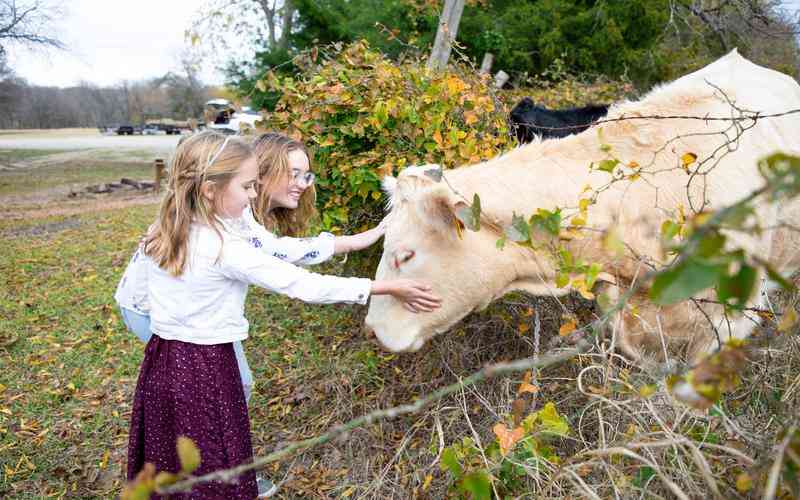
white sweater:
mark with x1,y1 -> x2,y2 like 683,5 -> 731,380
115,207 -> 338,314
147,220 -> 371,345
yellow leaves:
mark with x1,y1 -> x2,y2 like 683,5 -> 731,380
559,317 -> 577,336
463,110 -> 479,126
571,279 -> 595,300
422,473 -> 433,491
493,423 -> 525,456
517,370 -> 539,395
578,198 -> 592,217
638,384 -> 657,398
432,129 -> 444,147
778,307 -> 798,333
522,402 -> 571,437
681,152 -> 698,170
603,227 -> 625,258
735,472 -> 753,493
176,436 -> 201,474
445,75 -> 467,96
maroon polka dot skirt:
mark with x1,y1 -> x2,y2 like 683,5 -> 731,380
127,336 -> 257,499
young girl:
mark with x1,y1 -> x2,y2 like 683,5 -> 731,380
126,131 -> 439,498
115,133 -> 387,402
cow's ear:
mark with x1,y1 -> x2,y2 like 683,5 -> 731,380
422,190 -> 467,234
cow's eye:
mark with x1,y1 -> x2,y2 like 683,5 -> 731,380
393,249 -> 415,269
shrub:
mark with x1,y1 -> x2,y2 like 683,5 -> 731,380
261,40 -> 514,233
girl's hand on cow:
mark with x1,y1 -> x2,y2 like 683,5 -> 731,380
371,279 -> 442,313
334,215 -> 390,254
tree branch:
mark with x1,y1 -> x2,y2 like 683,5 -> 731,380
159,340 -> 593,494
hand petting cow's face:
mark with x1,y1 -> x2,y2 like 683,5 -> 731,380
365,166 -> 528,352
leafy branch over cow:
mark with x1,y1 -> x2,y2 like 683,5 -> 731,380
365,49 -> 800,363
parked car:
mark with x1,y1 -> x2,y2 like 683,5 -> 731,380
116,125 -> 135,135
142,124 -> 162,135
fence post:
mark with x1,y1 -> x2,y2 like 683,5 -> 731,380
480,52 -> 494,74
427,0 -> 466,71
154,158 -> 165,192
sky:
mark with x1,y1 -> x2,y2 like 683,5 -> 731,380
7,0 -> 235,87
6,0 -> 800,89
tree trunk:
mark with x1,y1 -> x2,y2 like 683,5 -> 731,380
256,0 -> 278,48
278,0 -> 295,51
427,0 -> 466,71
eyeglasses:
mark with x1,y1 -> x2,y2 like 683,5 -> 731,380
291,169 -> 315,186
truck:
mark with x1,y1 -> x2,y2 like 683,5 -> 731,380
204,99 -> 262,134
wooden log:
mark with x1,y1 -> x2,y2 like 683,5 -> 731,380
120,178 -> 143,189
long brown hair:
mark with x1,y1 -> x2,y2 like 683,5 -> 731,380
251,132 -> 317,237
145,131 -> 253,276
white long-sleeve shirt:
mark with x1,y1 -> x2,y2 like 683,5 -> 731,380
242,207 -> 336,265
147,220 -> 371,344
115,207 -> 338,314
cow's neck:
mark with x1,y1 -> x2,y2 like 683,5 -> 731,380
443,136 -> 607,224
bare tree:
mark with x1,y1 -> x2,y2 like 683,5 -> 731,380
254,0 -> 294,50
0,0 -> 65,57
188,0 -> 296,71
668,0 -> 800,52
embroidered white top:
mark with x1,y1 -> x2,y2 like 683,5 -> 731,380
147,221 -> 371,344
241,207 -> 336,265
115,207 -> 338,314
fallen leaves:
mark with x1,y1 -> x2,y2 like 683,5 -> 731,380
493,423 -> 526,456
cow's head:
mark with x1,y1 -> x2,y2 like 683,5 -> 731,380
364,165 -> 541,352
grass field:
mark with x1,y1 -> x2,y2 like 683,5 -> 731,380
2,148 -> 800,499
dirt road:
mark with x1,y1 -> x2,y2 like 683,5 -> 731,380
0,129 -> 181,153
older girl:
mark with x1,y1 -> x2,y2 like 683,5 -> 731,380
126,131 -> 439,498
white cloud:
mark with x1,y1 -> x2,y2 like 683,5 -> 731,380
6,0 -> 232,87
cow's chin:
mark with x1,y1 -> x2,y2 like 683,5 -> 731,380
374,329 -> 426,352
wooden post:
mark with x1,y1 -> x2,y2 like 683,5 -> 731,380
493,70 -> 509,89
427,0 -> 466,72
480,52 -> 494,74
154,158 -> 165,192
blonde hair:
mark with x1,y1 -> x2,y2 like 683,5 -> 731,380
145,131 -> 253,276
251,132 -> 317,237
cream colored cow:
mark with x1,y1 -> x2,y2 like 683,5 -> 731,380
364,50 -> 800,361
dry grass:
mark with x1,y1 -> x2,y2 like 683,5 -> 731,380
252,288 -> 800,499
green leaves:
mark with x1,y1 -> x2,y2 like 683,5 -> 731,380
424,167 -> 442,182
759,152 -> 800,199
461,471 -> 492,500
455,194 -> 482,232
597,158 -> 620,174
650,258 -> 725,305
522,402 -> 571,438
440,447 -> 463,479
717,264 -> 757,308
505,213 -> 531,242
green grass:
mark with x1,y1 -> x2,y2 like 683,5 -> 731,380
0,206 -> 378,498
0,149 -> 76,163
0,160 -> 154,196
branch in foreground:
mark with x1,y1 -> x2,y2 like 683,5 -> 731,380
159,340 -> 593,494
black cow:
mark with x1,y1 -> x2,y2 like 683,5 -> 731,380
510,97 -> 609,143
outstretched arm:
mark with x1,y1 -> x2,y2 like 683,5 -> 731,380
333,217 -> 388,254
